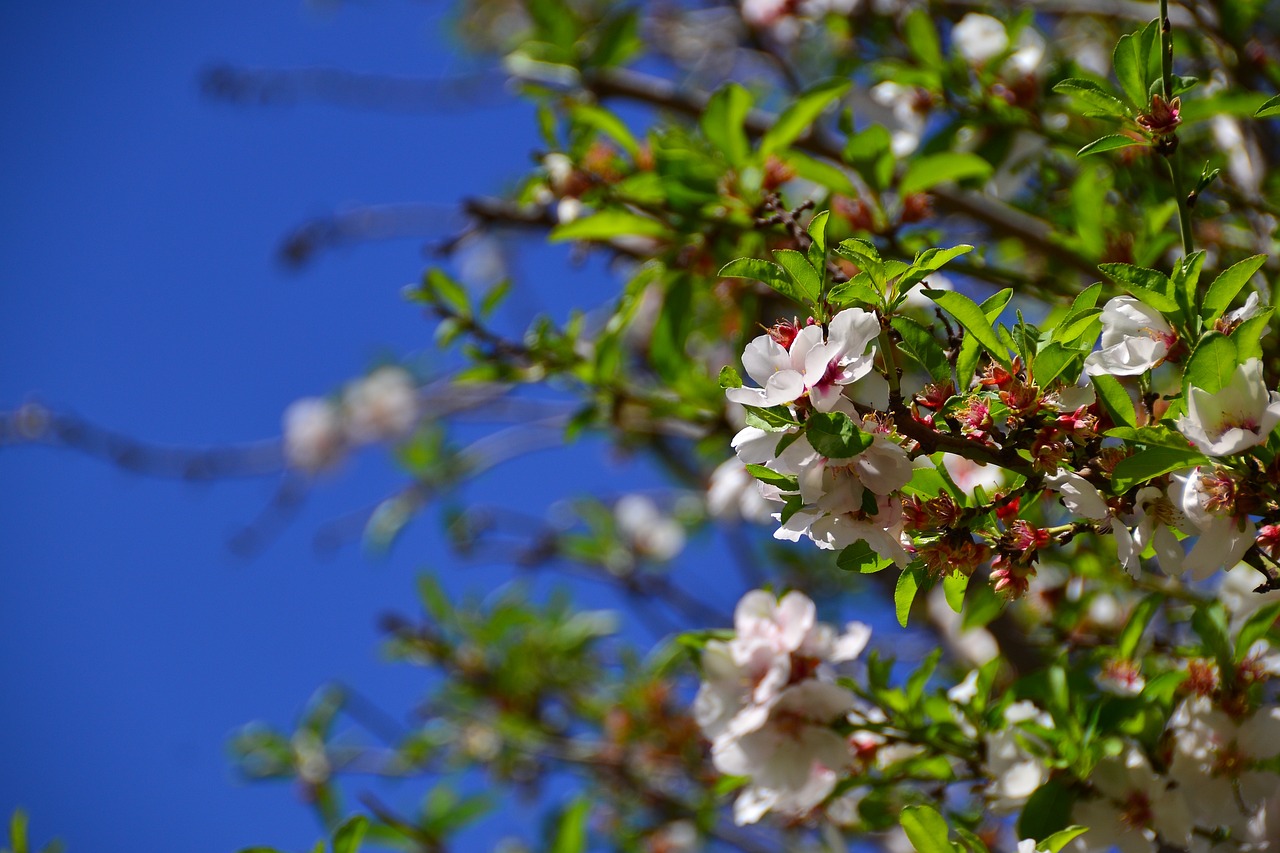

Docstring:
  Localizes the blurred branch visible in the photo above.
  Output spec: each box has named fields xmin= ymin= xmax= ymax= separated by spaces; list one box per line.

xmin=0 ymin=403 xmax=284 ymax=479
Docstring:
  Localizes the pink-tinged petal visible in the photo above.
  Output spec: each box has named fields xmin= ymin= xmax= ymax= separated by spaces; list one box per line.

xmin=741 ymin=334 xmax=790 ymax=386
xmin=1237 ymin=706 xmax=1280 ymax=760
xmin=732 ymin=786 xmax=777 ymax=826
xmin=775 ymin=681 xmax=858 ymax=722
xmin=775 ymin=591 xmax=817 ymax=650
xmin=828 ymin=307 xmax=881 ymax=352
xmin=798 ymin=726 xmax=853 ymax=774
xmin=852 ymin=439 xmax=914 ymax=494
xmin=807 ymin=379 xmax=847 ymax=413
xmin=731 ymin=426 xmax=780 ymax=465
xmin=789 ymin=325 xmax=825 ymax=369
xmin=830 ymin=621 xmax=872 ymax=662
xmin=762 ymin=369 xmax=805 ymax=406
xmin=724 ymin=386 xmax=771 ymax=407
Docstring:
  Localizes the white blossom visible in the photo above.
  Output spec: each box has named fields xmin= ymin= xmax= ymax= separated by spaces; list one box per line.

xmin=1171 ymin=468 xmax=1257 ymax=581
xmin=952 ymin=14 xmax=1009 ymax=66
xmin=1168 ymin=697 xmax=1280 ymax=832
xmin=283 ymin=397 xmax=345 ymax=473
xmin=1083 ymin=297 xmax=1175 ymax=377
xmin=871 ymin=81 xmax=927 ymax=157
xmin=984 ymin=702 xmax=1052 ymax=813
xmin=707 ymin=458 xmax=775 ymax=524
xmin=614 ymin=494 xmax=686 ymax=561
xmin=343 ymin=366 xmax=419 ymax=445
xmin=1046 ymin=469 xmax=1109 ymax=520
xmin=801 ymin=308 xmax=882 ymax=412
xmin=1177 ymin=358 xmax=1280 ymax=457
xmin=942 ymin=452 xmax=1004 ymax=497
xmin=1069 ymin=745 xmax=1191 ymax=853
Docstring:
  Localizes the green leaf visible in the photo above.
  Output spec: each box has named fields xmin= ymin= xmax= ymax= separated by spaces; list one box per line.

xmin=943 ymin=571 xmax=969 ymax=613
xmin=773 ymin=249 xmax=823 ymax=303
xmin=1256 ymin=93 xmax=1280 ymax=119
xmin=892 ymin=316 xmax=952 ymax=384
xmin=895 ymin=567 xmax=921 ymax=628
xmin=702 ymin=83 xmax=753 ymax=167
xmin=900 ymin=804 xmax=951 ymax=853
xmin=743 ymin=404 xmax=799 ymax=432
xmin=806 ymin=410 xmax=874 ymax=458
xmin=760 ymin=79 xmax=851 ymax=156
xmin=1017 ymin=780 xmax=1076 ymax=840
xmin=1192 ymin=602 xmax=1236 ymax=677
xmin=1113 ymin=30 xmax=1149 ymax=109
xmin=550 ymin=210 xmax=668 ymax=242
xmin=1233 ymin=307 xmax=1275 ymax=361
xmin=1118 ymin=594 xmax=1163 ymax=659
xmin=1077 ymin=134 xmax=1144 ymax=157
xmin=719 ymin=365 xmax=742 ymax=389
xmin=838 ymin=540 xmax=894 ymax=573
xmin=844 ymin=124 xmax=895 ymax=190
xmin=1032 ymin=342 xmax=1080 ymax=388
xmin=571 ymin=103 xmax=639 ymax=158
xmin=896 ymin=244 xmax=974 ymax=292
xmin=903 ymin=10 xmax=943 ymax=68
xmin=1105 ymin=425 xmax=1196 ymax=449
xmin=1098 ymin=263 xmax=1179 ymax=315
xmin=1202 ymin=255 xmax=1266 ymax=321
xmin=787 ymin=150 xmax=858 ymax=196
xmin=745 ymin=463 xmax=799 ymax=492
xmin=1038 ymin=827 xmax=1089 ymax=853
xmin=551 ymin=798 xmax=590 ymax=853
xmin=900 ymin=153 xmax=993 ymax=196
xmin=332 ymin=816 xmax=369 ymax=853
xmin=1236 ymin=601 xmax=1280 ymax=660
xmin=1053 ymin=78 xmax=1131 ymax=118
xmin=10 ymin=811 xmax=27 ymax=853
xmin=1111 ymin=446 xmax=1210 ymax=494
xmin=926 ymin=289 xmax=1011 ymax=367
xmin=424 ymin=269 xmax=471 ymax=318
xmin=807 ymin=210 xmax=830 ymax=255
xmin=720 ymin=258 xmax=810 ymax=306
xmin=1090 ymin=374 xmax=1136 ymax=428
xmin=1182 ymin=332 xmax=1238 ymax=395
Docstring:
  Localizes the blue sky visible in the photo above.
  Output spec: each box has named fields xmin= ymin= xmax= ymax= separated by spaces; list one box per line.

xmin=0 ymin=3 xmax=597 ymax=850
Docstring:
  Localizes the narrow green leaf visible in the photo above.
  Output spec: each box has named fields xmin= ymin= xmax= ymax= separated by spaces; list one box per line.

xmin=1053 ymin=78 xmax=1132 ymax=117
xmin=551 ymin=798 xmax=591 ymax=853
xmin=760 ymin=79 xmax=851 ymax=156
xmin=903 ymin=10 xmax=943 ymax=68
xmin=1192 ymin=602 xmax=1236 ymax=678
xmin=1031 ymin=342 xmax=1079 ymax=388
xmin=1077 ymin=134 xmax=1144 ymax=157
xmin=900 ymin=153 xmax=993 ymax=196
xmin=719 ymin=365 xmax=742 ymax=389
xmin=1182 ymin=332 xmax=1238 ymax=395
xmin=895 ymin=567 xmax=921 ymax=628
xmin=844 ymin=124 xmax=895 ymax=190
xmin=1232 ymin=307 xmax=1274 ymax=361
xmin=1118 ymin=594 xmax=1163 ymax=659
xmin=1111 ymin=446 xmax=1209 ymax=494
xmin=745 ymin=463 xmax=799 ymax=492
xmin=1017 ymin=780 xmax=1076 ymax=840
xmin=773 ymin=249 xmax=823 ymax=303
xmin=1090 ymin=374 xmax=1136 ymax=428
xmin=900 ymin=804 xmax=951 ymax=853
xmin=943 ymin=571 xmax=969 ymax=613
xmin=1113 ymin=30 xmax=1148 ymax=109
xmin=926 ymin=289 xmax=1011 ymax=367
xmin=719 ymin=258 xmax=808 ymax=306
xmin=10 ymin=811 xmax=28 ymax=853
xmin=550 ymin=210 xmax=668 ymax=242
xmin=807 ymin=210 xmax=830 ymax=254
xmin=1202 ymin=255 xmax=1267 ymax=321
xmin=892 ymin=316 xmax=952 ymax=384
xmin=702 ymin=83 xmax=753 ymax=167
xmin=571 ymin=103 xmax=639 ymax=157
xmin=1098 ymin=263 xmax=1179 ymax=315
xmin=1038 ymin=827 xmax=1089 ymax=853
xmin=1256 ymin=93 xmax=1280 ymax=119
xmin=743 ymin=404 xmax=799 ymax=432
xmin=332 ymin=816 xmax=369 ymax=853
xmin=1235 ymin=601 xmax=1280 ymax=661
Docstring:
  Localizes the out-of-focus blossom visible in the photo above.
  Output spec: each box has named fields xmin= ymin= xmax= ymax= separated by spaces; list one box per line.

xmin=1176 ymin=358 xmax=1280 ymax=457
xmin=614 ymin=494 xmax=686 ymax=561
xmin=283 ymin=397 xmax=346 ymax=474
xmin=344 ymin=366 xmax=419 ymax=445
xmin=952 ymin=14 xmax=1009 ymax=66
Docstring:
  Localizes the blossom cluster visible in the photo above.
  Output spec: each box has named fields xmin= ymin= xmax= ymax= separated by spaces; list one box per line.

xmin=693 ymin=589 xmax=871 ymax=825
xmin=283 ymin=366 xmax=420 ymax=473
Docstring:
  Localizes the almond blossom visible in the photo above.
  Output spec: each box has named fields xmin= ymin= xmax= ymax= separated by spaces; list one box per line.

xmin=1167 ymin=696 xmax=1280 ymax=832
xmin=952 ymin=14 xmax=1008 ymax=66
xmin=283 ymin=397 xmax=346 ymax=473
xmin=725 ymin=309 xmax=880 ymax=413
xmin=1069 ymin=745 xmax=1191 ymax=853
xmin=1177 ymin=358 xmax=1280 ymax=457
xmin=1083 ymin=297 xmax=1176 ymax=377
xmin=343 ymin=366 xmax=420 ymax=445
xmin=1171 ymin=467 xmax=1257 ymax=581
xmin=984 ymin=701 xmax=1052 ymax=813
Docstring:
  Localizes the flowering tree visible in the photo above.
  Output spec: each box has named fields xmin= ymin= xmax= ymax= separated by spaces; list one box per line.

xmin=9 ymin=0 xmax=1280 ymax=851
